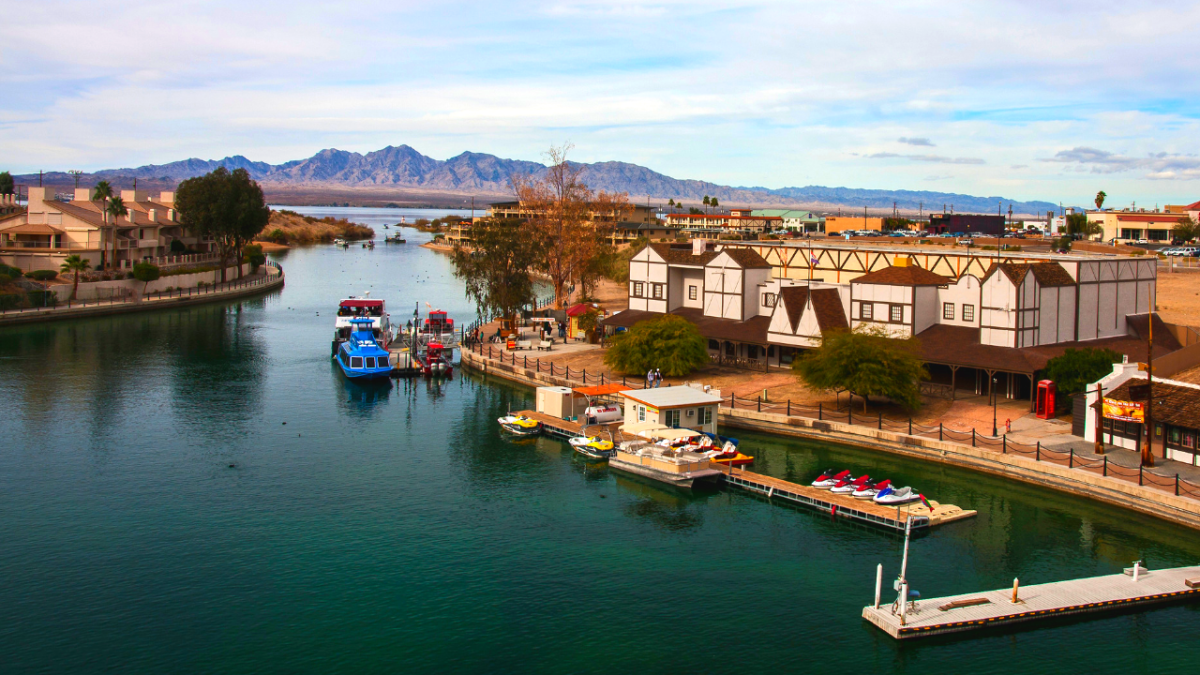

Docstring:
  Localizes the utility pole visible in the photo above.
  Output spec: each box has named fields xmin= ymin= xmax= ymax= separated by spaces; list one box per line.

xmin=38 ymin=170 xmax=43 ymax=187
xmin=1143 ymin=286 xmax=1155 ymax=467
xmin=69 ymin=170 xmax=83 ymax=189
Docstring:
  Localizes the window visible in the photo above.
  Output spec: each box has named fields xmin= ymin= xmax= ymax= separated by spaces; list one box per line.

xmin=890 ymin=305 xmax=903 ymax=323
xmin=638 ymin=405 xmax=646 ymax=422
xmin=689 ymin=285 xmax=698 ymax=300
xmin=962 ymin=305 xmax=975 ymax=322
xmin=365 ymin=357 xmax=376 ymax=368
xmin=701 ymin=406 xmax=712 ymax=425
xmin=943 ymin=302 xmax=955 ymax=320
xmin=1186 ymin=433 xmax=1195 ymax=449
xmin=652 ymin=283 xmax=664 ymax=300
xmin=762 ymin=292 xmax=777 ymax=308
xmin=708 ymin=339 xmax=720 ymax=350
xmin=632 ymin=281 xmax=644 ymax=297
xmin=860 ymin=303 xmax=873 ymax=320
xmin=350 ymin=357 xmax=363 ymax=368
xmin=664 ymin=410 xmax=681 ymax=427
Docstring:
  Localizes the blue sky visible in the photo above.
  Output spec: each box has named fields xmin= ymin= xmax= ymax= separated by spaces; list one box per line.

xmin=3 ymin=0 xmax=1200 ymax=206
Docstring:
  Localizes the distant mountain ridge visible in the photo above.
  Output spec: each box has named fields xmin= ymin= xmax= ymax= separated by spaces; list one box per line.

xmin=18 ymin=145 xmax=1059 ymax=214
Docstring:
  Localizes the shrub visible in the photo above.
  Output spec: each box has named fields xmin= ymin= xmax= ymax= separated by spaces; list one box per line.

xmin=0 ymin=273 xmax=11 ymax=285
xmin=1043 ymin=348 xmax=1122 ymax=396
xmin=243 ymin=243 xmax=266 ymax=271
xmin=169 ymin=238 xmax=188 ymax=253
xmin=0 ymin=263 xmax=21 ymax=278
xmin=603 ymin=314 xmax=709 ymax=377
xmin=133 ymin=261 xmax=161 ymax=291
xmin=0 ymin=292 xmax=23 ymax=310
xmin=27 ymin=270 xmax=58 ymax=281
xmin=26 ymin=290 xmax=58 ymax=307
xmin=126 ymin=272 xmax=135 ymax=280
xmin=265 ymin=228 xmax=288 ymax=244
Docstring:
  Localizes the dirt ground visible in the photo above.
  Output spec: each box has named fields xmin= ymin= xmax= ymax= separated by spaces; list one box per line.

xmin=1155 ymin=271 xmax=1200 ymax=328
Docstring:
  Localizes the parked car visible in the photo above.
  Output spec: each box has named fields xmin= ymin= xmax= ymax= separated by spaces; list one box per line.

xmin=957 ymin=238 xmax=975 ymax=245
xmin=1135 ymin=238 xmax=1150 ymax=245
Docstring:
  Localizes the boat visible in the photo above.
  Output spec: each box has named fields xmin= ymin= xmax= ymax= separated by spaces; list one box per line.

xmin=363 ymin=240 xmax=375 ymax=249
xmin=830 ymin=475 xmax=870 ymax=494
xmin=420 ymin=309 xmax=456 ymax=344
xmin=385 ymin=234 xmax=406 ymax=243
xmin=334 ymin=318 xmax=394 ymax=380
xmin=874 ymin=486 xmax=922 ymax=505
xmin=608 ymin=440 xmax=724 ymax=489
xmin=812 ymin=469 xmax=851 ymax=489
xmin=414 ymin=341 xmax=453 ymax=377
xmin=704 ymin=434 xmax=754 ymax=466
xmin=332 ymin=296 xmax=392 ymax=356
xmin=569 ymin=435 xmax=615 ymax=459
xmin=383 ymin=224 xmax=389 ymax=229
xmin=499 ymin=414 xmax=542 ymax=436
xmin=334 ymin=238 xmax=348 ymax=248
xmin=852 ymin=479 xmax=891 ymax=499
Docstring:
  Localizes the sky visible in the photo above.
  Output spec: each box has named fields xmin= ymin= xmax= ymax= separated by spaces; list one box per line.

xmin=2 ymin=0 xmax=1200 ymax=206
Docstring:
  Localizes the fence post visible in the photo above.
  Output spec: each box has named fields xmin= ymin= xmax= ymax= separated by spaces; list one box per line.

xmin=1036 ymin=442 xmax=1040 ymax=461
xmin=787 ymin=400 xmax=791 ymax=417
xmin=582 ymin=368 xmax=587 ymax=383
xmin=939 ymin=423 xmax=943 ymax=441
xmin=878 ymin=412 xmax=882 ymax=430
xmin=757 ymin=397 xmax=761 ymax=413
xmin=1069 ymin=448 xmax=1073 ymax=468
xmin=524 ymin=355 xmax=527 ymax=368
xmin=1104 ymin=456 xmax=1108 ymax=476
xmin=908 ymin=418 xmax=912 ymax=435
xmin=1176 ymin=474 xmax=1180 ymax=496
xmin=731 ymin=393 xmax=736 ymax=409
xmin=818 ymin=403 xmax=822 ymax=420
xmin=600 ymin=373 xmax=605 ymax=385
xmin=972 ymin=429 xmax=976 ymax=447
xmin=622 ymin=375 xmax=626 ymax=386
xmin=1139 ymin=465 xmax=1143 ymax=486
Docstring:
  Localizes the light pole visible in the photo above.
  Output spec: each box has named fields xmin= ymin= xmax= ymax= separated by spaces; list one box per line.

xmin=992 ymin=375 xmax=999 ymax=436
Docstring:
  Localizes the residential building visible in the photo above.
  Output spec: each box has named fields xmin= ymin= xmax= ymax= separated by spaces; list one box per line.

xmin=1086 ymin=209 xmax=1189 ymax=243
xmin=609 ymin=241 xmax=1177 ymax=408
xmin=662 ymin=212 xmax=782 ymax=238
xmin=0 ymin=187 xmax=213 ymax=271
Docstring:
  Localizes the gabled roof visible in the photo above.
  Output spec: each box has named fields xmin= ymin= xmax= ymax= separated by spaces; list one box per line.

xmin=852 ymin=265 xmax=950 ymax=287
xmin=620 ymin=385 xmax=724 ymax=409
xmin=809 ymin=288 xmax=849 ymax=332
xmin=646 ymin=243 xmax=718 ymax=265
xmin=983 ymin=262 xmax=1075 ymax=288
xmin=777 ymin=286 xmax=810 ymax=332
xmin=714 ymin=247 xmax=772 ymax=269
xmin=1126 ymin=313 xmax=1182 ymax=351
xmin=1 ymin=222 xmax=64 ymax=235
xmin=1106 ymin=379 xmax=1200 ymax=430
xmin=1186 ymin=200 xmax=1200 ymax=210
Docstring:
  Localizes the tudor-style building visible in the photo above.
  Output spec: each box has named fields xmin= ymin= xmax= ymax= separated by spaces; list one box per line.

xmin=608 ymin=241 xmax=1192 ymax=407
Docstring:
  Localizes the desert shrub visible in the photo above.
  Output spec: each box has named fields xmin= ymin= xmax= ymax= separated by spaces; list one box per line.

xmin=26 ymin=290 xmax=57 ymax=307
xmin=0 ymin=293 xmax=23 ymax=309
xmin=27 ymin=270 xmax=58 ymax=281
xmin=265 ymin=228 xmax=288 ymax=244
xmin=0 ymin=263 xmax=21 ymax=278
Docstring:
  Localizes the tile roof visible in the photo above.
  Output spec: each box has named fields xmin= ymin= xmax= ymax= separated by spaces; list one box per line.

xmin=646 ymin=243 xmax=718 ymax=265
xmin=1106 ymin=379 xmax=1200 ymax=430
xmin=809 ymin=288 xmax=849 ymax=332
xmin=915 ymin=324 xmax=1177 ymax=374
xmin=852 ymin=265 xmax=951 ymax=287
xmin=717 ymin=247 xmax=772 ymax=269
xmin=0 ymin=222 xmax=64 ymax=235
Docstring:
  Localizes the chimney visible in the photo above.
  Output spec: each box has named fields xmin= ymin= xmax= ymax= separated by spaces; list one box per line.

xmin=148 ymin=208 xmax=158 ymax=222
xmin=126 ymin=210 xmax=135 ymax=224
xmin=26 ymin=187 xmax=49 ymax=206
xmin=74 ymin=188 xmax=96 ymax=202
xmin=121 ymin=189 xmax=147 ymax=203
xmin=159 ymin=191 xmax=174 ymax=207
xmin=692 ymin=239 xmax=705 ymax=256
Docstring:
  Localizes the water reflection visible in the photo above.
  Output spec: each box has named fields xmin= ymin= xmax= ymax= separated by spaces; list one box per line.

xmin=333 ymin=370 xmax=393 ymax=418
xmin=614 ymin=474 xmax=709 ymax=532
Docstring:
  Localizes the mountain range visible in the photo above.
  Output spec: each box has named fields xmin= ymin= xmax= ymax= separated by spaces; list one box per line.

xmin=17 ymin=145 xmax=1059 ymax=215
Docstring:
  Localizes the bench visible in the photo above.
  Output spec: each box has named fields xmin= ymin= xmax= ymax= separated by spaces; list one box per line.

xmin=516 ymin=340 xmax=532 ymax=351
xmin=537 ymin=340 xmax=554 ymax=351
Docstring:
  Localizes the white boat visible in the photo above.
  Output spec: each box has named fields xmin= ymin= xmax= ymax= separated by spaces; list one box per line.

xmin=334 ymin=238 xmax=348 ymax=248
xmin=853 ymin=479 xmax=890 ymax=499
xmin=608 ymin=440 xmax=723 ymax=489
xmin=873 ymin=486 xmax=922 ymax=505
xmin=569 ymin=435 xmax=614 ymax=459
xmin=331 ymin=296 xmax=392 ymax=356
xmin=811 ymin=469 xmax=851 ymax=489
xmin=498 ymin=415 xmax=542 ymax=436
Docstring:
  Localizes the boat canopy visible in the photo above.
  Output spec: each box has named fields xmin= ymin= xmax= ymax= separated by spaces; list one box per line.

xmin=340 ymin=299 xmax=384 ymax=308
xmin=647 ymin=428 xmax=702 ymax=441
xmin=620 ymin=421 xmax=668 ymax=434
xmin=574 ymin=383 xmax=631 ymax=397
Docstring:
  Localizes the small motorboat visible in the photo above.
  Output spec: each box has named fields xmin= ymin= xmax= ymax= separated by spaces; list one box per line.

xmin=334 ymin=238 xmax=348 ymax=248
xmin=363 ymin=240 xmax=375 ymax=249
xmin=334 ymin=318 xmax=394 ymax=380
xmin=385 ymin=234 xmax=406 ymax=243
xmin=874 ymin=486 xmax=923 ymax=505
xmin=569 ymin=435 xmax=614 ymax=459
xmin=499 ymin=415 xmax=542 ymax=436
xmin=830 ymin=475 xmax=870 ymax=494
xmin=812 ymin=469 xmax=851 ymax=489
xmin=853 ymin=479 xmax=890 ymax=499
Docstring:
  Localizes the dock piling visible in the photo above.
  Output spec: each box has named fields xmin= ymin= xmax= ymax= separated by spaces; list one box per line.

xmin=1011 ymin=578 xmax=1020 ymax=603
xmin=874 ymin=564 xmax=883 ymax=609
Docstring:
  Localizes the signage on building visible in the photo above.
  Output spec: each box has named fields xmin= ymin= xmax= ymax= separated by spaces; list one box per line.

xmin=1103 ymin=398 xmax=1144 ymax=423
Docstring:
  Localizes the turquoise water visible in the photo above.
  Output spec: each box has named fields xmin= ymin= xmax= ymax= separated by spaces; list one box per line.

xmin=2 ymin=216 xmax=1199 ymax=674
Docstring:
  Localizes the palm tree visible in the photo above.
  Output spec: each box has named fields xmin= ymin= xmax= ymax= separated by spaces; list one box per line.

xmin=1095 ymin=190 xmax=1107 ymax=210
xmin=93 ymin=181 xmax=114 ymax=269
xmin=703 ymin=195 xmax=711 ymax=214
xmin=60 ymin=254 xmax=91 ymax=301
xmin=105 ymin=196 xmax=128 ymax=271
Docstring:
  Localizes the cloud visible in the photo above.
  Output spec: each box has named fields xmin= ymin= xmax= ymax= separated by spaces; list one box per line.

xmin=1042 ymin=146 xmax=1200 ymax=178
xmin=924 ymin=175 xmax=952 ymax=181
xmin=867 ymin=153 xmax=985 ymax=165
xmin=899 ymin=137 xmax=934 ymax=146
xmin=1011 ymin=164 xmax=1028 ymax=169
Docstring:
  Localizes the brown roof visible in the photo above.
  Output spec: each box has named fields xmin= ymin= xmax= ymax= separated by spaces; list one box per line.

xmin=0 ymin=222 xmax=64 ymax=235
xmin=1107 ymin=379 xmax=1200 ymax=430
xmin=603 ymin=307 xmax=772 ymax=344
xmin=915 ymin=324 xmax=1178 ymax=374
xmin=1126 ymin=313 xmax=1183 ymax=351
xmin=852 ymin=265 xmax=951 ymax=287
xmin=50 ymin=200 xmax=175 ymax=228
xmin=809 ymin=288 xmax=849 ymax=332
xmin=983 ymin=262 xmax=1075 ymax=288
xmin=718 ymin=247 xmax=772 ymax=269
xmin=777 ymin=286 xmax=810 ymax=332
xmin=646 ymin=243 xmax=718 ymax=266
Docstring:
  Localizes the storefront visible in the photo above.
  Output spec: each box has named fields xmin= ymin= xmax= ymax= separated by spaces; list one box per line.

xmin=1102 ymin=379 xmax=1200 ymax=465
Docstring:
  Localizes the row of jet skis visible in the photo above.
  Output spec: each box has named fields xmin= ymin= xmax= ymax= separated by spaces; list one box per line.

xmin=497 ymin=414 xmax=752 ymax=465
xmin=810 ymin=469 xmax=927 ymax=505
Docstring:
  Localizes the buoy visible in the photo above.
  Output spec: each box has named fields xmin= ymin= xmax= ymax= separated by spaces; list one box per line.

xmin=228 ymin=463 xmax=236 ymax=468
xmin=600 ymin=494 xmax=607 ymax=498
xmin=282 ymin=421 xmax=287 ymax=425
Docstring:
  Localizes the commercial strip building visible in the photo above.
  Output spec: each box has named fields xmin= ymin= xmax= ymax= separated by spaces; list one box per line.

xmin=1086 ymin=209 xmax=1192 ymax=243
xmin=0 ymin=187 xmax=214 ymax=271
xmin=825 ymin=216 xmax=886 ymax=234
xmin=662 ymin=209 xmax=783 ymax=238
xmin=608 ymin=241 xmax=1187 ymax=409
xmin=751 ymin=209 xmax=823 ymax=232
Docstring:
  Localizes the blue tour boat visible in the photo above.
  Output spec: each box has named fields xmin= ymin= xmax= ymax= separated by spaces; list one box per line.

xmin=335 ymin=318 xmax=394 ymax=380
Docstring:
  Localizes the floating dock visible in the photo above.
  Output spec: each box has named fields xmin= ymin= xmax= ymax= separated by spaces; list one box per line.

xmin=863 ymin=565 xmax=1200 ymax=639
xmin=511 ymin=409 xmax=623 ymax=441
xmin=713 ymin=464 xmax=976 ymax=532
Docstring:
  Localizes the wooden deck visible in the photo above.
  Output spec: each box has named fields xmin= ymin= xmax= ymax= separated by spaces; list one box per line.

xmin=714 ymin=465 xmax=977 ymax=532
xmin=512 ymin=410 xmax=624 ymax=440
xmin=863 ymin=565 xmax=1200 ymax=639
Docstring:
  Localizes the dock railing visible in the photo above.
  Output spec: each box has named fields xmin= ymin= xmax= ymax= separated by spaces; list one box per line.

xmin=466 ymin=340 xmax=1200 ymax=503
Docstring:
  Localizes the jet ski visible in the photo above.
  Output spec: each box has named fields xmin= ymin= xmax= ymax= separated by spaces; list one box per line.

xmin=830 ymin=475 xmax=870 ymax=494
xmin=569 ymin=435 xmax=614 ymax=459
xmin=498 ymin=415 xmax=542 ymax=436
xmin=873 ymin=486 xmax=922 ymax=505
xmin=852 ymin=479 xmax=890 ymax=499
xmin=811 ymin=469 xmax=851 ymax=489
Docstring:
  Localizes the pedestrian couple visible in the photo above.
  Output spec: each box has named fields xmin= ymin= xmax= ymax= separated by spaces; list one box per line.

xmin=646 ymin=368 xmax=663 ymax=388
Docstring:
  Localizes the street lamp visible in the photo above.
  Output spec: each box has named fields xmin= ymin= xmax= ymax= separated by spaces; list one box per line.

xmin=992 ymin=376 xmax=999 ymax=437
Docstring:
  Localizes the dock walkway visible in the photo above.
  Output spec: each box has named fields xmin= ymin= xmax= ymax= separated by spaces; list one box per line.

xmin=864 ymin=565 xmax=1200 ymax=639
xmin=714 ymin=464 xmax=976 ymax=532
xmin=512 ymin=409 xmax=623 ymax=441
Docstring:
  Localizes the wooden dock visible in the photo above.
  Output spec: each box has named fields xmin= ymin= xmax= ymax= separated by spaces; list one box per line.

xmin=714 ymin=465 xmax=976 ymax=532
xmin=863 ymin=565 xmax=1200 ymax=639
xmin=512 ymin=410 xmax=623 ymax=441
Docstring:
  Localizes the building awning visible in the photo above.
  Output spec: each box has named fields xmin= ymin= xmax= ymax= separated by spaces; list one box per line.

xmin=574 ymin=383 xmax=631 ymax=397
xmin=2 ymin=222 xmax=64 ymax=235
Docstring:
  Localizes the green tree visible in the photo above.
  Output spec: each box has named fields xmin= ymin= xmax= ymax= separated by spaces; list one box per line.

xmin=105 ymin=195 xmax=128 ymax=271
xmin=1173 ymin=216 xmax=1199 ymax=243
xmin=1095 ymin=190 xmax=1107 ymax=210
xmin=1042 ymin=347 xmax=1122 ymax=396
xmin=0 ymin=171 xmax=13 ymax=195
xmin=93 ymin=180 xmax=114 ymax=269
xmin=668 ymin=198 xmax=675 ymax=207
xmin=793 ymin=326 xmax=928 ymax=412
xmin=1065 ymin=212 xmax=1099 ymax=237
xmin=451 ymin=218 xmax=542 ymax=326
xmin=703 ymin=195 xmax=711 ymax=213
xmin=710 ymin=196 xmax=719 ymax=209
xmin=243 ymin=243 xmax=266 ymax=272
xmin=59 ymin=254 xmax=90 ymax=300
xmin=603 ymin=314 xmax=708 ymax=377
xmin=132 ymin=261 xmax=160 ymax=295
xmin=175 ymin=167 xmax=271 ymax=282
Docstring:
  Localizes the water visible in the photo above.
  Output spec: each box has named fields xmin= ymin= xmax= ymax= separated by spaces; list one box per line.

xmin=2 ymin=209 xmax=1199 ymax=674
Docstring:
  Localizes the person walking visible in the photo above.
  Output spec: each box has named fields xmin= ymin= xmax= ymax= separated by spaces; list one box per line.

xmin=655 ymin=368 xmax=663 ymax=388
xmin=647 ymin=369 xmax=655 ymax=389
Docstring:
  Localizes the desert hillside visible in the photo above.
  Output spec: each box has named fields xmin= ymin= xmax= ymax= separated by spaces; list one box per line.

xmin=258 ymin=210 xmax=375 ymax=245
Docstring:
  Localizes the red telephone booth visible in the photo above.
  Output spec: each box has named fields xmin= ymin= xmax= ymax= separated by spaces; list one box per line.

xmin=1035 ymin=380 xmax=1057 ymax=419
